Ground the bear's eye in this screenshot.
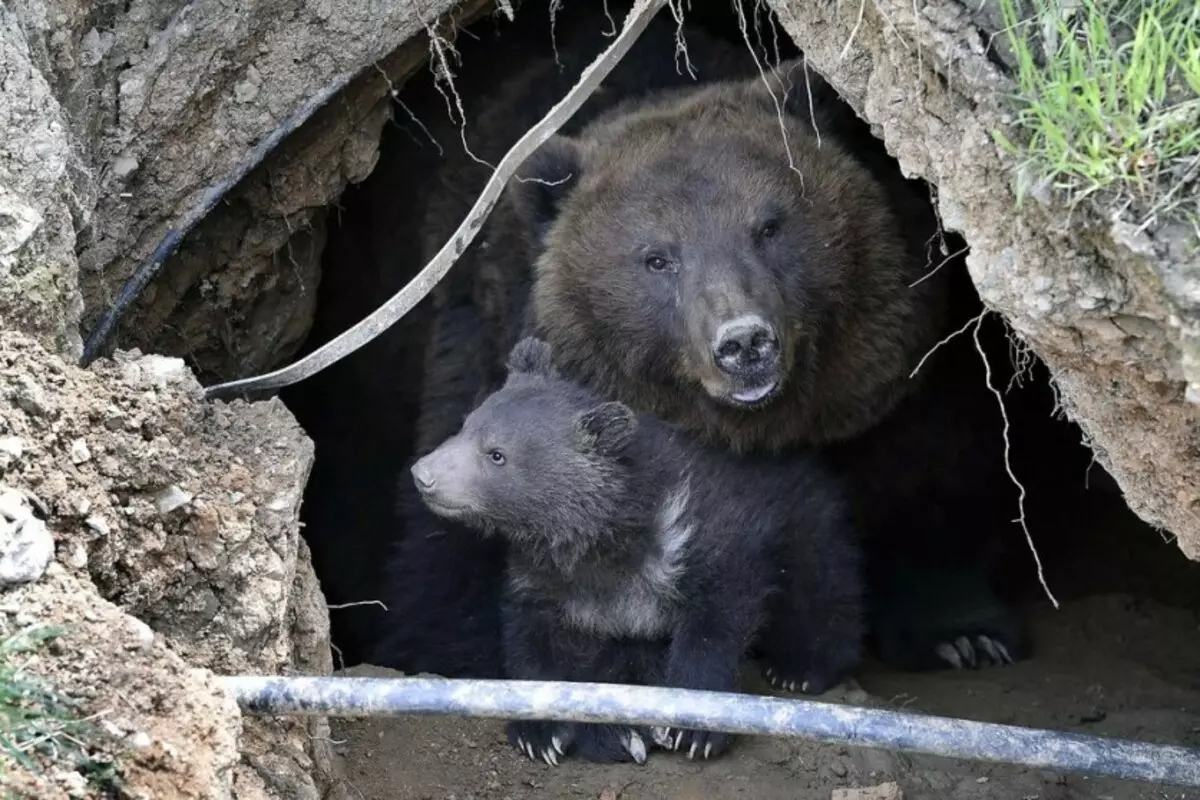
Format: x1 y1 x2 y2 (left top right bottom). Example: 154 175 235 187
644 255 670 273
756 220 780 241
487 449 506 466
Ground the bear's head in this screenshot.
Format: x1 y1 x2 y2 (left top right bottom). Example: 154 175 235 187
509 61 942 451
411 337 640 554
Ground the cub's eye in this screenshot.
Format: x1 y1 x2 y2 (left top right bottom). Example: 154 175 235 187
487 449 506 466
757 220 779 241
644 255 670 273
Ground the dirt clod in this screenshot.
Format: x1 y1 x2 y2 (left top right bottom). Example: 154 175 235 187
832 782 904 800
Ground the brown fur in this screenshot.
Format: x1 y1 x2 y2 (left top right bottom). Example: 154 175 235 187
522 68 947 453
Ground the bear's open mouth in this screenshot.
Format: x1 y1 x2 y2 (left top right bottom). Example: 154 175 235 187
728 379 780 408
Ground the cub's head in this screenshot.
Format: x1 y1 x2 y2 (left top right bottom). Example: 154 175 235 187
509 62 924 446
411 338 638 548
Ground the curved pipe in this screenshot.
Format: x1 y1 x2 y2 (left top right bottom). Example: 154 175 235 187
224 675 1200 786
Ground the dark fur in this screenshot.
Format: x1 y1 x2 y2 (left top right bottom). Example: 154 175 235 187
508 65 1043 671
411 338 863 763
371 12 760 676
376 16 1065 675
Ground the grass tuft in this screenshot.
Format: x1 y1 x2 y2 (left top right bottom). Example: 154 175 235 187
0 625 124 796
994 0 1200 226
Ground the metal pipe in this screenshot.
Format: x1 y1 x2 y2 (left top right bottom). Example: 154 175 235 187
224 675 1200 786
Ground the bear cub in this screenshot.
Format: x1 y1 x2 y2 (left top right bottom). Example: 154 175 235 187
410 336 864 765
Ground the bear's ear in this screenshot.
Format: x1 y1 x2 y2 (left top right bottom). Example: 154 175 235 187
506 337 557 379
574 401 637 457
507 135 584 244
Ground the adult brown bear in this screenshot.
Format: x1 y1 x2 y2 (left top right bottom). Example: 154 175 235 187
375 57 1040 677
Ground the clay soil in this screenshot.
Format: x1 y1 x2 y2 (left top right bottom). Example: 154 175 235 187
329 588 1200 800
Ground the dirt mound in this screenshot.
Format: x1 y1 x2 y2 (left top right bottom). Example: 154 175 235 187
0 567 240 799
0 329 334 797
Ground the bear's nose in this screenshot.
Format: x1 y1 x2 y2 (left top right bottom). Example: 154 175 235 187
411 461 436 491
712 316 780 374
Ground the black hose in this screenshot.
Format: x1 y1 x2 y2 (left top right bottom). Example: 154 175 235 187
224 675 1200 786
79 63 375 368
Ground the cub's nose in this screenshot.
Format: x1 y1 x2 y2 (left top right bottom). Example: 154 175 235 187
411 461 436 491
712 316 780 375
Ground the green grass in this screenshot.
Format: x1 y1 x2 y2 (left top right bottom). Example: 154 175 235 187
994 0 1200 225
0 625 124 796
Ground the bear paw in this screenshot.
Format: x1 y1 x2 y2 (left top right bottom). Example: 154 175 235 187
870 564 1026 673
762 663 844 696
933 633 1014 670
505 721 572 766
574 724 649 765
650 725 730 760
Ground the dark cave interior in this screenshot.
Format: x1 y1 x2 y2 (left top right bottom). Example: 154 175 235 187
265 0 1200 675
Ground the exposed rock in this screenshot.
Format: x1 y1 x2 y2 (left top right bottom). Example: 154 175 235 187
0 330 334 797
770 0 1200 560
0 6 84 359
7 0 490 382
0 435 26 470
0 513 55 587
0 566 242 799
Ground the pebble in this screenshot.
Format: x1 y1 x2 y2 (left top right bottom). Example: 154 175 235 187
0 488 33 522
68 438 91 465
832 783 904 800
0 436 25 470
84 515 111 536
64 542 88 570
0 517 54 587
129 731 152 749
126 616 155 651
119 354 193 389
154 484 193 515
12 375 52 417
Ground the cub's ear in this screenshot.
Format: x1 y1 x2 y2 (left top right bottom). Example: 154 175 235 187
575 401 637 456
507 135 583 245
506 337 557 379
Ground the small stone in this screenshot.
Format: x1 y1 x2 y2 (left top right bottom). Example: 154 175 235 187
68 439 91 465
0 489 32 522
100 719 126 738
0 517 55 587
111 155 139 179
129 731 152 749
154 485 193 515
84 515 111 536
59 771 88 796
0 437 25 470
831 783 904 800
119 354 195 390
126 616 155 651
64 542 88 570
12 376 52 417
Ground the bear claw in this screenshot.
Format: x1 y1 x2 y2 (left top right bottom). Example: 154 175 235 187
764 664 831 695
622 730 648 764
934 634 1014 670
508 721 572 765
651 726 728 760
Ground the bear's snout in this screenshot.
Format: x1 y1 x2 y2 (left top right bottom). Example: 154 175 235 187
411 459 436 492
712 315 780 375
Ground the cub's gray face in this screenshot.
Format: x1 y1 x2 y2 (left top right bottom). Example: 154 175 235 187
411 338 637 543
